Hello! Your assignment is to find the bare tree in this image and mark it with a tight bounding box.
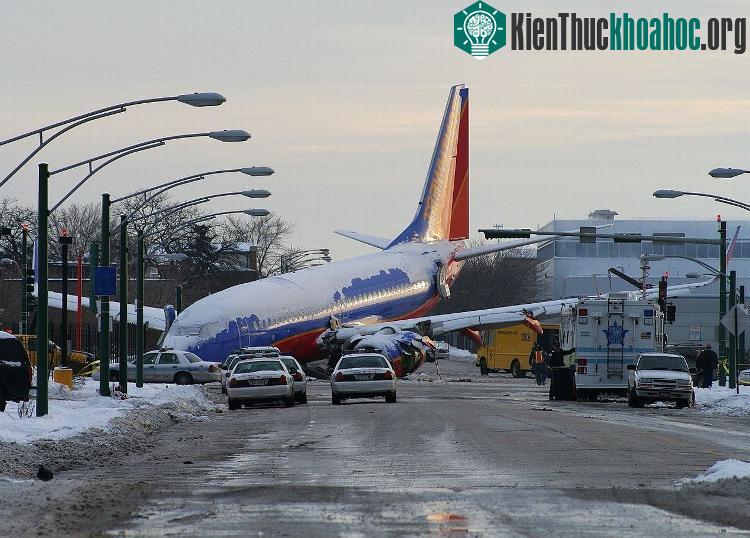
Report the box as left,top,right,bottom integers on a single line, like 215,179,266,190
0,197,36,262
221,213,296,277
48,201,101,260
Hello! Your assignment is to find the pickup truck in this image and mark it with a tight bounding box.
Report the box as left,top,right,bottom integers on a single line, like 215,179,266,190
0,331,32,412
627,352,695,409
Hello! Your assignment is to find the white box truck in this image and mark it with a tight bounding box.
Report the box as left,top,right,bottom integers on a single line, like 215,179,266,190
560,294,664,401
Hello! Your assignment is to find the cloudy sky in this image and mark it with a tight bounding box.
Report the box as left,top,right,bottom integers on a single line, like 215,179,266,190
1,1,749,260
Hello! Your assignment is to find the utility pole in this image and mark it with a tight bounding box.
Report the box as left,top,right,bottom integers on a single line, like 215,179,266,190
175,285,183,315
719,219,727,386
729,270,737,389
59,230,73,368
741,285,746,379
136,230,144,388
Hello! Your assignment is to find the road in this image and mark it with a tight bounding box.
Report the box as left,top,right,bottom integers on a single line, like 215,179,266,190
5,358,750,537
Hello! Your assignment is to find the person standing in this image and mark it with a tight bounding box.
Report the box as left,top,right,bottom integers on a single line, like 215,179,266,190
529,340,547,386
549,342,576,400
697,344,719,388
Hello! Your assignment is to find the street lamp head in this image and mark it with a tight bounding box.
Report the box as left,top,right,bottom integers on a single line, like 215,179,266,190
640,254,665,262
320,249,330,256
241,166,275,176
709,167,748,179
653,189,685,199
244,209,270,217
321,256,332,262
241,189,271,199
685,272,702,279
209,130,251,142
176,92,226,107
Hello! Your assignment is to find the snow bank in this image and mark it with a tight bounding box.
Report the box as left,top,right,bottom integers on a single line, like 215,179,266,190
447,346,475,360
694,385,750,416
0,378,210,444
687,459,750,483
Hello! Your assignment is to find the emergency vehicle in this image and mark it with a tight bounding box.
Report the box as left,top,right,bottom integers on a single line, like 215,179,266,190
560,294,664,401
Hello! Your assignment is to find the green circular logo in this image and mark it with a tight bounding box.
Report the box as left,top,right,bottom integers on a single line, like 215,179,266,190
454,1,506,59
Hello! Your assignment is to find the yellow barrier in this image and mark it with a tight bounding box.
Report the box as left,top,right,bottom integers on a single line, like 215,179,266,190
53,367,74,388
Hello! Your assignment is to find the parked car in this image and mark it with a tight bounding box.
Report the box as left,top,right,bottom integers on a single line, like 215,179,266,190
226,358,295,410
220,347,281,394
97,350,221,385
738,369,750,386
279,355,307,403
0,331,32,411
330,352,397,405
627,352,695,409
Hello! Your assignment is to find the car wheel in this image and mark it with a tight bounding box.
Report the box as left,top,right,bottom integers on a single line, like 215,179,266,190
479,358,488,376
511,359,522,378
228,398,240,410
628,388,643,408
385,391,397,403
174,372,193,385
332,393,341,405
297,392,308,404
284,394,296,407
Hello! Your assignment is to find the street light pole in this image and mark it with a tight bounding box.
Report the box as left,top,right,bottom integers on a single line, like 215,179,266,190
729,270,737,390
59,231,73,369
719,220,727,386
119,215,128,393
21,224,28,334
37,164,49,416
136,230,144,388
100,194,111,397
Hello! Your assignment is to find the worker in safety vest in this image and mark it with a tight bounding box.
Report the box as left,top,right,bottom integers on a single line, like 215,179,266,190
529,340,548,386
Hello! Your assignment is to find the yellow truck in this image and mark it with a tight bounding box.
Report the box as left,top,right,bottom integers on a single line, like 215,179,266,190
475,323,559,377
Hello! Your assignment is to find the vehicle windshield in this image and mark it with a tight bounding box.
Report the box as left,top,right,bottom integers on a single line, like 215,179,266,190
234,361,284,374
281,358,298,372
339,355,389,369
185,353,202,363
638,355,688,372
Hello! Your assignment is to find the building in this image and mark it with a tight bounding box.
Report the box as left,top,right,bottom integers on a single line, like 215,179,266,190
536,211,750,352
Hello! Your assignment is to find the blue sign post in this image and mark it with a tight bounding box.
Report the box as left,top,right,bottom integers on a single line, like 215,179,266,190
94,266,117,296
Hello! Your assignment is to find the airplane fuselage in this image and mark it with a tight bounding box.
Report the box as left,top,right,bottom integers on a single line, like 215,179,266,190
162,241,464,363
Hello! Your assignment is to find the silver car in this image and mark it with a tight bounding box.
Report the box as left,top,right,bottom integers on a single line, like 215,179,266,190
279,355,307,404
330,353,397,405
227,358,295,410
220,348,281,394
104,350,221,385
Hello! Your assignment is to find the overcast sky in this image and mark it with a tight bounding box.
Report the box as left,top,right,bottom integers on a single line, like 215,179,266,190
1,1,750,260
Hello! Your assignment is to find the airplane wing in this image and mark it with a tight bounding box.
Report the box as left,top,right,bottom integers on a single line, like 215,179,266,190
47,291,167,331
334,229,391,249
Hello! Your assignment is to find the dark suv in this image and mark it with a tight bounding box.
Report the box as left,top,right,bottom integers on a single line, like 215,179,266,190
0,332,32,411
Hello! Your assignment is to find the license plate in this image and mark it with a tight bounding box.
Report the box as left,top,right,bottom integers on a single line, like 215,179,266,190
251,379,267,386
355,374,372,381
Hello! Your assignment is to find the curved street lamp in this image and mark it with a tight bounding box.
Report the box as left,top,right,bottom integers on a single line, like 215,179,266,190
653,189,750,212
0,92,226,188
709,168,750,179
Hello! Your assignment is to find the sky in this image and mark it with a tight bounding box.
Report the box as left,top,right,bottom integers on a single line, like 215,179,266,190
1,0,750,260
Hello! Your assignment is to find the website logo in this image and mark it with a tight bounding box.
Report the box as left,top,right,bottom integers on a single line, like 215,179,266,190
454,1,506,59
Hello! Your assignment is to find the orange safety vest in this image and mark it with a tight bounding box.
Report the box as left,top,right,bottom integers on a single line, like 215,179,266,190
534,350,545,364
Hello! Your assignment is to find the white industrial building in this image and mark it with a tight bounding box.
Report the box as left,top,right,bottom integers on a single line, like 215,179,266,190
536,210,750,352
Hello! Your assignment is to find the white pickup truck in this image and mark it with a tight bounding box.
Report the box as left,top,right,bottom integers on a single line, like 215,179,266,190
627,353,695,409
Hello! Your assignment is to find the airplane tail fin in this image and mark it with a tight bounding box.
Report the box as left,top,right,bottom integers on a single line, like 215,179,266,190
388,85,469,247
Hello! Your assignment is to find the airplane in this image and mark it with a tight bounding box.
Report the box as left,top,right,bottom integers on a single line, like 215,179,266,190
157,84,713,376
39,85,717,377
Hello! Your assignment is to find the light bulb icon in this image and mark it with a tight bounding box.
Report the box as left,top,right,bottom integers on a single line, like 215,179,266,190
463,10,496,58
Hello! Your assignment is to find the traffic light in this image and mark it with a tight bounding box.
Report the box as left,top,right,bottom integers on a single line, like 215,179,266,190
658,276,668,311
666,303,677,323
25,268,35,293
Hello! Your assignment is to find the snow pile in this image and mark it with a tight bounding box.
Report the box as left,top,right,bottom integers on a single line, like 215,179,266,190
686,459,750,483
0,378,210,444
694,385,750,416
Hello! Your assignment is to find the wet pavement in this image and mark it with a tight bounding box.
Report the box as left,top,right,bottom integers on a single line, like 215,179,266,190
8,358,750,536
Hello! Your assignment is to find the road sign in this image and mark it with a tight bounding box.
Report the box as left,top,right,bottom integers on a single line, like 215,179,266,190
720,304,750,336
93,266,117,296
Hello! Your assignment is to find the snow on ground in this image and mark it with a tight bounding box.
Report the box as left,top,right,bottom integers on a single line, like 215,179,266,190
694,385,750,416
447,345,476,360
0,378,210,444
687,459,750,483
